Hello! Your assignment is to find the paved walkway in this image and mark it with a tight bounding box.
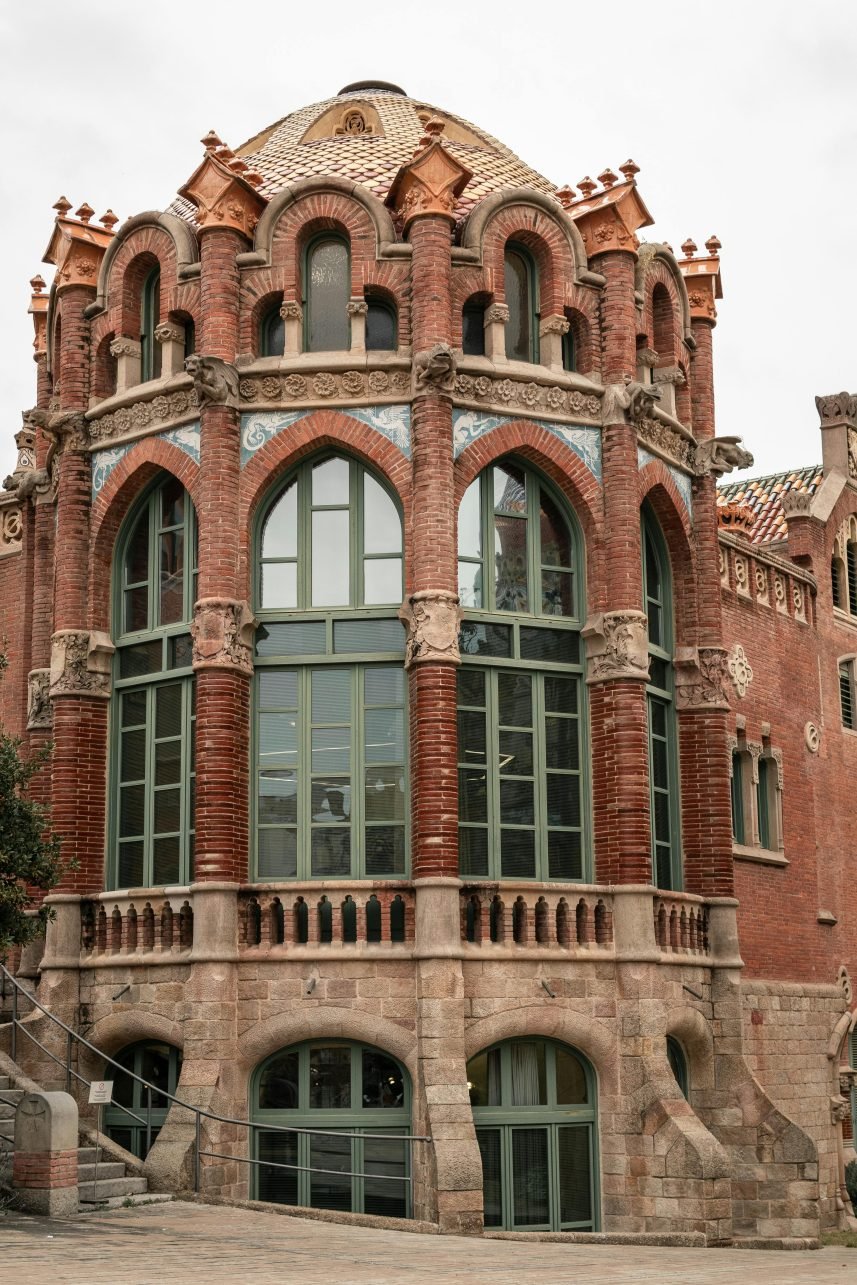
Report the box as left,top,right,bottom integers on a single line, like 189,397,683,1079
0,1201,854,1284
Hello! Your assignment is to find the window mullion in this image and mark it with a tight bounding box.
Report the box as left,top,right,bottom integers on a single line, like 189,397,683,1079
351,461,362,608
298,460,310,611
353,667,362,878
488,670,501,880
527,473,539,615
144,684,156,887
534,674,548,881
299,668,311,879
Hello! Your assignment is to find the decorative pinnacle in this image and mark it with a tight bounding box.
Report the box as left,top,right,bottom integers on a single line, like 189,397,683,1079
618,159,640,182
29,274,46,295
215,144,235,161
423,117,445,138
577,176,597,199
554,185,576,209
598,167,618,190
200,130,223,150
99,209,119,230
75,202,94,224
53,195,72,216
228,157,249,173
243,171,263,188
705,234,722,255
681,238,698,258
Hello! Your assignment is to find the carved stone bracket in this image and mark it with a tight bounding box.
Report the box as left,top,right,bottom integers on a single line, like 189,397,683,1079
110,337,142,360
191,598,256,674
27,669,53,729
539,315,570,338
414,344,457,395
602,378,661,427
674,646,730,711
185,355,240,410
582,610,649,684
399,590,462,668
693,436,754,477
727,643,754,698
50,630,114,699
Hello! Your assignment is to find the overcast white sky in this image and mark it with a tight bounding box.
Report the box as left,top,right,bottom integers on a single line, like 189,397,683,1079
1,0,855,483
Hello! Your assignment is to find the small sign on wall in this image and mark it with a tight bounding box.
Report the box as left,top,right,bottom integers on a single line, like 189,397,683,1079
88,1081,114,1105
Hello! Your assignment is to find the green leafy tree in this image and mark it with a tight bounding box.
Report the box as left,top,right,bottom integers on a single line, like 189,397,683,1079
0,653,67,954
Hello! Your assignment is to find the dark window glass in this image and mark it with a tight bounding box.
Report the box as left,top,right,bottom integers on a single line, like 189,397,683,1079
261,306,285,357
365,300,396,351
848,544,857,615
306,238,349,352
841,663,855,729
731,751,745,844
462,304,486,356
504,245,536,363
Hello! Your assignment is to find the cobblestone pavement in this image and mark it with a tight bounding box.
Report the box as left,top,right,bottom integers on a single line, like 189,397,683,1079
0,1202,855,1284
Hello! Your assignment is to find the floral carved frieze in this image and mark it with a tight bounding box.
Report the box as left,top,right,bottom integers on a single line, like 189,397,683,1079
191,599,256,675
88,389,198,444
238,368,411,406
399,591,462,668
582,611,649,684
636,416,695,472
453,375,601,424
50,630,114,699
674,647,730,711
27,669,52,730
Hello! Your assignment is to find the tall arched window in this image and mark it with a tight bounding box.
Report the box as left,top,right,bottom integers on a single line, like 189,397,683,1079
468,1037,598,1231
642,508,681,890
252,1040,412,1216
457,460,586,881
254,455,406,880
104,1040,183,1159
260,303,285,357
504,242,539,364
304,235,350,352
140,267,162,382
112,476,197,889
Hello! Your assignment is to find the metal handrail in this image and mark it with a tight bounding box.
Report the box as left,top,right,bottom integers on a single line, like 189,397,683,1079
0,961,431,1206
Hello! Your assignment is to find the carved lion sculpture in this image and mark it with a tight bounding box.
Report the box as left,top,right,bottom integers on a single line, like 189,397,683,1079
414,343,457,394
693,436,754,477
185,355,240,407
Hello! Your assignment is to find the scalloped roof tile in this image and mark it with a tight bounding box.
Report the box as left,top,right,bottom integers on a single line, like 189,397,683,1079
717,465,822,544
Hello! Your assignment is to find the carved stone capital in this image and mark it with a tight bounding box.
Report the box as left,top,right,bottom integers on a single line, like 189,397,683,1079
50,630,114,699
414,343,457,395
484,303,510,325
399,590,461,668
815,391,857,428
582,611,649,684
674,646,731,711
346,300,369,317
154,322,184,346
27,669,53,730
110,337,141,359
780,489,813,519
693,436,754,477
184,355,240,410
602,378,661,427
539,314,570,338
279,300,303,321
191,598,256,674
830,1094,850,1125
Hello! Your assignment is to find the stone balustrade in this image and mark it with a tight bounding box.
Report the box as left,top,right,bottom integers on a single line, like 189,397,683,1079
238,882,415,951
653,892,710,957
460,884,614,952
79,890,194,959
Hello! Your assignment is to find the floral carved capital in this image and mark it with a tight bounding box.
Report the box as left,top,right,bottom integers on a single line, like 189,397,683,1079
399,590,462,668
674,647,731,711
27,669,52,729
484,303,510,326
191,598,256,674
582,610,649,684
279,300,303,321
50,630,114,699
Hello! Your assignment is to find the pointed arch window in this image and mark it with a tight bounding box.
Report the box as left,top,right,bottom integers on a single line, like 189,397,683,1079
140,267,162,383
642,508,681,890
504,242,539,364
112,476,197,890
304,235,350,352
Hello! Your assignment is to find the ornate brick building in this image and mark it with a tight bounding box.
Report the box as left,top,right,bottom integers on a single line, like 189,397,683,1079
1,82,855,1240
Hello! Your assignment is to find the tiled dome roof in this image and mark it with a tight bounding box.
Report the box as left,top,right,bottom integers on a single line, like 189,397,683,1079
225,84,557,223
717,464,822,544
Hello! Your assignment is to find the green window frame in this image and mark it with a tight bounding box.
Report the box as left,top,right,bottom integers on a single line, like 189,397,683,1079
303,234,350,353
104,1040,182,1160
642,508,682,890
504,241,539,364
253,454,407,881
756,757,771,849
111,476,197,890
260,303,285,357
252,1040,412,1218
666,1036,689,1099
840,660,856,730
467,1037,598,1232
730,749,745,844
848,543,857,615
457,460,588,882
140,267,162,383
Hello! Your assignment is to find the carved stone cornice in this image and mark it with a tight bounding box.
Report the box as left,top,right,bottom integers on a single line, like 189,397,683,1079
674,647,730,712
582,611,649,684
453,371,602,423
399,591,462,668
238,365,411,406
50,630,114,699
191,599,256,675
87,385,197,445
386,131,472,230
27,670,52,730
414,344,456,395
185,355,240,410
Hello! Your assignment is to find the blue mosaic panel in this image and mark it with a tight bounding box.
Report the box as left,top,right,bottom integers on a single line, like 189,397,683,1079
240,405,411,467
637,446,693,517
452,410,602,483
91,421,200,499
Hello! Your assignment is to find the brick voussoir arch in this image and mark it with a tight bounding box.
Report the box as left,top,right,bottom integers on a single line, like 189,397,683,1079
88,439,201,629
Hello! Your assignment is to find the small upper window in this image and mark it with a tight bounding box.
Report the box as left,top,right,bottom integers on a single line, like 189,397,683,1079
562,328,575,373
504,242,538,364
365,296,397,351
260,305,285,358
462,302,486,357
840,661,856,730
731,748,746,844
140,268,162,383
304,236,350,352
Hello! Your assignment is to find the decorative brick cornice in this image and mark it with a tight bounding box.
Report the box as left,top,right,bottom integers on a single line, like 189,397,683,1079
674,647,730,712
50,630,114,699
582,611,649,684
191,599,256,675
399,591,461,668
27,669,52,729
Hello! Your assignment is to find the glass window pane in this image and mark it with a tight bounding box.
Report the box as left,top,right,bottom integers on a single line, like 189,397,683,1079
121,729,146,783
309,1046,351,1108
118,640,163,679
152,835,180,885
477,1130,503,1226
512,1129,549,1225
124,586,149,634
457,668,485,707
312,729,350,773
459,770,488,823
258,828,297,879
258,1051,300,1109
510,1042,547,1106
365,301,397,351
498,673,532,728
363,1135,408,1218
547,777,580,828
168,634,193,669
333,619,405,654
500,779,534,826
156,684,182,738
548,830,582,880
364,768,405,821
458,561,483,610
258,1131,298,1205
259,771,298,824
544,675,578,715
458,827,488,876
539,490,571,569
312,669,350,724
363,474,401,554
519,626,579,665
263,311,285,358
457,709,487,763
494,464,527,515
263,482,297,559
365,708,403,763
458,622,512,657
307,240,350,353
261,561,297,610
258,670,299,709
159,530,184,625
121,689,147,728
364,558,402,605
118,841,144,888
310,1133,352,1210
504,249,532,364
155,739,181,786
125,512,150,587
311,510,350,606
501,828,535,878
541,571,574,618
160,478,184,529
462,305,485,357
365,667,404,706
499,729,533,776
259,712,298,763
458,481,482,559
468,1049,502,1107
365,826,405,875
558,1126,592,1226
362,1050,405,1109
555,1049,588,1104
256,621,324,656
154,788,181,834
311,828,350,876
312,456,350,506
120,785,145,838
494,517,528,612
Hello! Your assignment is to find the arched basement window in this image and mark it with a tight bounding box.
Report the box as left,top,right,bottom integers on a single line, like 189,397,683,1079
112,475,197,889
467,1037,598,1231
304,235,350,352
254,455,406,880
642,507,681,890
252,1040,411,1216
456,460,587,881
140,267,162,382
104,1040,183,1160
504,242,539,364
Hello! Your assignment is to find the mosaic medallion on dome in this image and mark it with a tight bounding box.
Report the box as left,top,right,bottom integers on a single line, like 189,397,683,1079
452,409,602,483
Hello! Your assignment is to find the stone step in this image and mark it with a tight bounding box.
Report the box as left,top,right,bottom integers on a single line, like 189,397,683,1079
80,1192,172,1211
77,1161,126,1182
0,1075,10,1090
77,1146,107,1164
0,1095,25,1116
78,1175,148,1202
0,1121,14,1138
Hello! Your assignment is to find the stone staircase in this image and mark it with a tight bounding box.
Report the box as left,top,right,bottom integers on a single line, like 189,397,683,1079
0,1073,166,1209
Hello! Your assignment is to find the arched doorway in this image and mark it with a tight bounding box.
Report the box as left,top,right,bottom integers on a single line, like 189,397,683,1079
103,1040,183,1159
467,1036,598,1230
252,1040,412,1216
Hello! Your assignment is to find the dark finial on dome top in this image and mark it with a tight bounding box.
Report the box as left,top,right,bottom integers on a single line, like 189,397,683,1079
338,80,406,95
